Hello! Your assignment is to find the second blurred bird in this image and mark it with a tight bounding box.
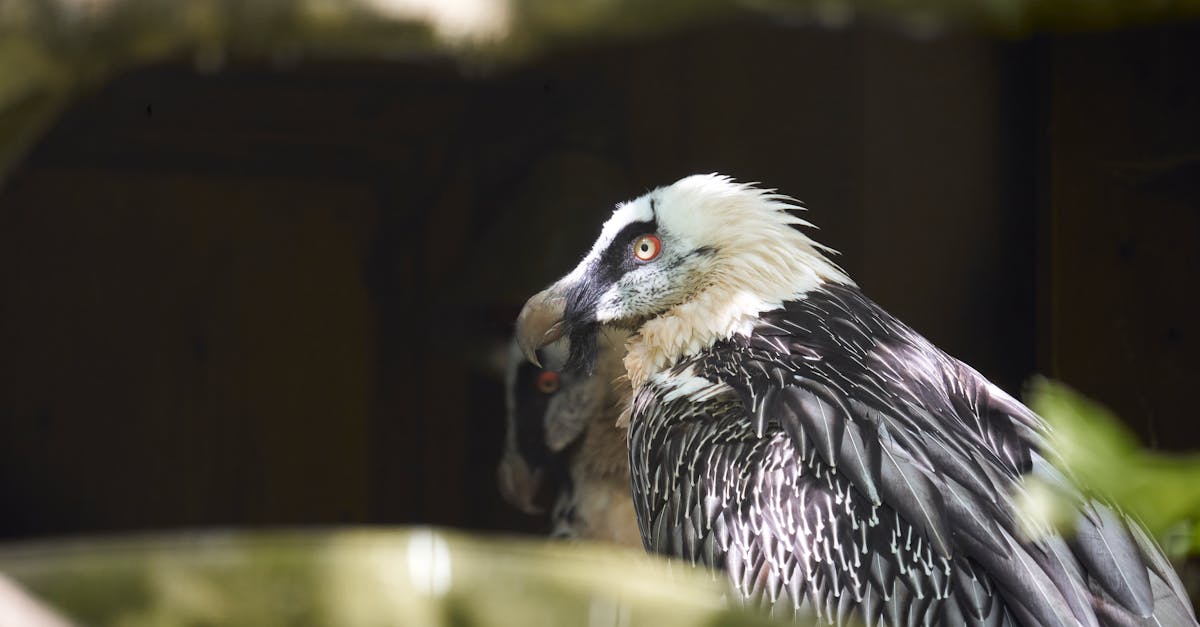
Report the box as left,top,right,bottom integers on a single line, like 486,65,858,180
497,329,639,545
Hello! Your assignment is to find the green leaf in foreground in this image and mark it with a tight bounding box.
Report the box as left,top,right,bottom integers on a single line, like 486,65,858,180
1027,378,1200,555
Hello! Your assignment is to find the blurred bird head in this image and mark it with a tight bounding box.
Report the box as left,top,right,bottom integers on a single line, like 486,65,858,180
516,174,849,379
497,330,626,515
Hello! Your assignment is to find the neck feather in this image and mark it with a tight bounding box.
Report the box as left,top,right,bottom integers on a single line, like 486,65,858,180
622,232,851,389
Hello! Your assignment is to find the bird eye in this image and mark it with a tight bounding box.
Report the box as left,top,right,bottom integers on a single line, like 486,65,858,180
633,234,662,262
535,371,560,394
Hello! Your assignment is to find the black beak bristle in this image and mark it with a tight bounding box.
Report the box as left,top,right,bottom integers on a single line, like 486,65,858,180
564,322,600,376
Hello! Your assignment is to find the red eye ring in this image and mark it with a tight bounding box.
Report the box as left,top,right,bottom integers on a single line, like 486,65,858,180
633,234,662,262
535,371,560,394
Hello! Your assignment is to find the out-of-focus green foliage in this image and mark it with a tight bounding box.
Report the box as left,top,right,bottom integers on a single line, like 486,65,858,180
1028,378,1200,554
0,528,804,627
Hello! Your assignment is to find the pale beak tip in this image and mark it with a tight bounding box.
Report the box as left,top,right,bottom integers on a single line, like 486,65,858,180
515,288,567,367
518,338,543,368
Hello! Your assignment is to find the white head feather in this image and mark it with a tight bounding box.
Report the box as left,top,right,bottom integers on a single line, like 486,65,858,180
604,174,853,387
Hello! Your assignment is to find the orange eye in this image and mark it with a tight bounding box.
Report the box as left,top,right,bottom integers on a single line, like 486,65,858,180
633,234,662,262
535,371,560,394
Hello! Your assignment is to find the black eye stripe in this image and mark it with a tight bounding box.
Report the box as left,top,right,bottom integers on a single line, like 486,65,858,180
595,218,658,280
610,220,656,253
563,220,654,326
560,216,659,375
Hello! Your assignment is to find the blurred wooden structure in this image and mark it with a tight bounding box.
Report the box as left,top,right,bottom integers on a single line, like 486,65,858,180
0,16,1195,538
1046,25,1200,449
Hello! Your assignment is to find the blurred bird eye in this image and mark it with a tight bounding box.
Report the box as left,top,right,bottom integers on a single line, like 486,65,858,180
535,371,560,394
633,234,662,262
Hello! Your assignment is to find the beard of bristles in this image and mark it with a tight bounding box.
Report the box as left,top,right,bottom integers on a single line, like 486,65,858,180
564,321,600,376
562,312,648,376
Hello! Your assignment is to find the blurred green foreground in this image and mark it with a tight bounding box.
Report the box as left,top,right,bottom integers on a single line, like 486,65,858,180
1,383,1198,626
0,528,788,627
1028,380,1200,557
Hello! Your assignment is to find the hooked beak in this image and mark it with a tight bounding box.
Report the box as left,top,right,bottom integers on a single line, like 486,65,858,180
515,285,566,367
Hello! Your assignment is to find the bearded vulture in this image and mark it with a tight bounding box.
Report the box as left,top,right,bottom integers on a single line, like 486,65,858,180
514,174,1196,626
498,329,640,545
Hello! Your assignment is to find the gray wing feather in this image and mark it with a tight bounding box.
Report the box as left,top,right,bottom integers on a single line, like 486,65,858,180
837,418,881,506
627,285,1195,626
871,420,952,560
1073,503,1155,617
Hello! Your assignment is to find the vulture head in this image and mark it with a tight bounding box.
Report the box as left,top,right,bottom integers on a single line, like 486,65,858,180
516,174,849,383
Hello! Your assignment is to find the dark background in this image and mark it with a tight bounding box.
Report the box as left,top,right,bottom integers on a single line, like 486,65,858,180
0,16,1197,539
